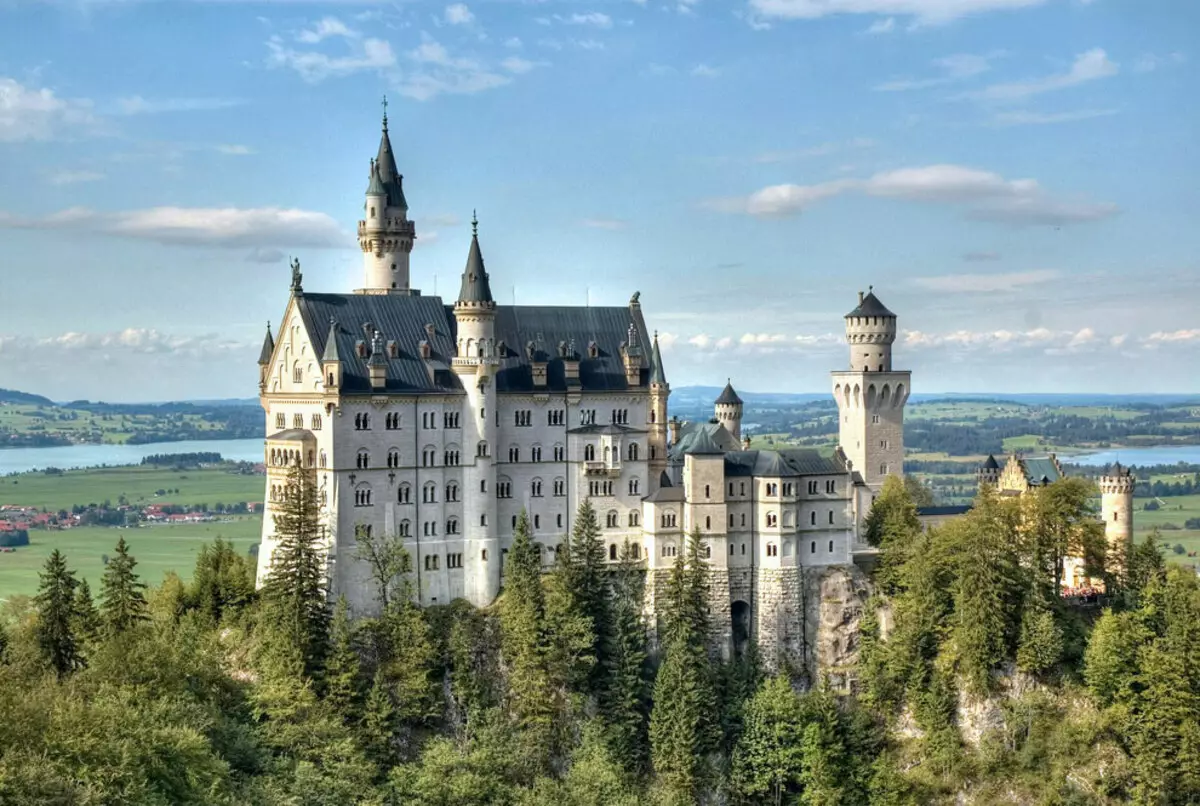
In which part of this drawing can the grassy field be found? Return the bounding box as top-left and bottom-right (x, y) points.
(1, 465), (264, 510)
(0, 517), (262, 600)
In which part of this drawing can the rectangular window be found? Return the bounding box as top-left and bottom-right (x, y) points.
(825, 479), (835, 494)
(808, 480), (818, 495)
(871, 415), (880, 424)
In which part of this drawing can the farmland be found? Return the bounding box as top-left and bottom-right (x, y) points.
(0, 464), (263, 510)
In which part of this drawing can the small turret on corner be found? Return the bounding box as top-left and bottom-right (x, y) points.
(977, 454), (1001, 487)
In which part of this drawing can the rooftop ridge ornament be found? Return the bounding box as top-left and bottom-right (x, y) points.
(289, 257), (303, 295)
(472, 209), (478, 237)
(381, 94), (388, 130)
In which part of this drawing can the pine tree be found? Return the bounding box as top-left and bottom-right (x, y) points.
(324, 596), (364, 721)
(730, 675), (806, 806)
(99, 536), (148, 633)
(363, 667), (397, 769)
(500, 508), (556, 770)
(1024, 478), (1106, 594)
(797, 687), (849, 806)
(1084, 609), (1148, 708)
(34, 549), (82, 679)
(601, 540), (650, 771)
(557, 498), (608, 693)
(383, 597), (442, 726)
(1123, 531), (1165, 607)
(72, 577), (101, 647)
(1015, 598), (1063, 676)
(189, 537), (256, 624)
(260, 462), (330, 681)
(863, 475), (923, 595)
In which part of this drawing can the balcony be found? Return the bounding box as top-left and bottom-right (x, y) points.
(584, 460), (622, 476)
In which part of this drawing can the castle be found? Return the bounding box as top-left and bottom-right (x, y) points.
(253, 110), (1131, 668)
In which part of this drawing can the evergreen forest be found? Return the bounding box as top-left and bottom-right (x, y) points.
(2, 463), (1198, 804)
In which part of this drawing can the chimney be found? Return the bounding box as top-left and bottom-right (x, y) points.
(668, 415), (681, 446)
(858, 290), (865, 304)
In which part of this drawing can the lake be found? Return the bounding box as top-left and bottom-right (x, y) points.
(1068, 446), (1200, 467)
(0, 438), (265, 476)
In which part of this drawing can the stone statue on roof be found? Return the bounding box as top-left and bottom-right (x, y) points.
(290, 257), (303, 294)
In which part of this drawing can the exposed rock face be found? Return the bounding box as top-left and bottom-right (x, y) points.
(808, 565), (873, 688)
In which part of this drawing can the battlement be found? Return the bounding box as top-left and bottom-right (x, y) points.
(1099, 466), (1136, 495)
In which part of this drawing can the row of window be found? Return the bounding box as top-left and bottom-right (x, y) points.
(720, 479), (838, 498)
(286, 407), (649, 434)
(276, 412), (324, 431)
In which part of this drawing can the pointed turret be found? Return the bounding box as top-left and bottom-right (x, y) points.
(358, 97), (416, 295)
(650, 332), (667, 386)
(714, 379), (744, 442)
(321, 318), (343, 391)
(716, 380), (742, 405)
(375, 102), (407, 210)
(366, 158), (387, 197)
(321, 320), (341, 363)
(457, 213), (495, 305)
(258, 322), (275, 365)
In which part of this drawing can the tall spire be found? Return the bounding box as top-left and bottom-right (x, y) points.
(258, 322), (275, 365)
(321, 318), (341, 362)
(457, 212), (494, 305)
(374, 96), (406, 209)
(650, 331), (667, 385)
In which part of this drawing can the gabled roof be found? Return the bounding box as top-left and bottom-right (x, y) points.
(846, 289), (895, 318)
(457, 222), (494, 305)
(715, 380), (742, 405)
(685, 428), (725, 456)
(258, 323), (275, 365)
(722, 448), (847, 478)
(669, 421), (740, 460)
(1021, 457), (1062, 486)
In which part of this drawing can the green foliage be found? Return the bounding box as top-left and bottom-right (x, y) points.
(518, 721), (643, 806)
(730, 675), (807, 804)
(188, 537), (256, 624)
(864, 475), (923, 595)
(258, 463), (330, 683)
(33, 549), (81, 679)
(1015, 600), (1063, 676)
(363, 668), (397, 768)
(100, 536), (149, 633)
(1023, 477), (1106, 593)
(72, 577), (101, 648)
(324, 597), (363, 721)
(1084, 609), (1148, 708)
(555, 499), (608, 692)
(598, 540), (650, 771)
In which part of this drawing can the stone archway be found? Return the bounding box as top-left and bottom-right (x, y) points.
(731, 600), (752, 660)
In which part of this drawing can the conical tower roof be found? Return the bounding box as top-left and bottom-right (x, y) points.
(321, 319), (341, 362)
(650, 332), (667, 385)
(374, 103), (408, 209)
(846, 287), (895, 318)
(716, 379), (742, 405)
(983, 454), (1000, 470)
(366, 159), (387, 196)
(457, 213), (494, 305)
(258, 322), (275, 365)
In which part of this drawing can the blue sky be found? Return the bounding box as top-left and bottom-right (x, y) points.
(0, 0), (1197, 401)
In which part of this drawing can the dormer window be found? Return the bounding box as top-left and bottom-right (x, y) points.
(387, 340), (399, 359)
(355, 340), (367, 358)
(419, 340), (431, 359)
(587, 341), (599, 359)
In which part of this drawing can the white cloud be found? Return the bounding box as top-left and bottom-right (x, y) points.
(296, 17), (357, 44)
(991, 108), (1117, 125)
(116, 96), (246, 115)
(1144, 329), (1200, 345)
(582, 217), (627, 230)
(749, 0), (1048, 25)
(444, 3), (474, 25)
(266, 34), (396, 82)
(681, 331), (839, 354)
(708, 164), (1118, 226)
(246, 247), (286, 264)
(690, 64), (720, 77)
(902, 326), (1107, 354)
(500, 56), (542, 74)
(0, 206), (347, 249)
(0, 77), (93, 142)
(864, 16), (894, 32)
(874, 51), (999, 91)
(0, 329), (251, 360)
(968, 48), (1118, 102)
(398, 36), (510, 101)
(912, 269), (1059, 293)
(554, 11), (613, 27)
(49, 170), (105, 185)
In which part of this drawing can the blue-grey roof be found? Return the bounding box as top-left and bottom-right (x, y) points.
(685, 428), (725, 456)
(493, 305), (647, 393)
(293, 293), (648, 396)
(982, 454), (1000, 470)
(258, 323), (275, 365)
(1022, 457), (1062, 486)
(669, 421), (740, 460)
(917, 505), (972, 517)
(366, 160), (387, 196)
(568, 423), (646, 435)
(846, 290), (895, 318)
(375, 122), (408, 210)
(321, 320), (341, 362)
(645, 484), (684, 503)
(715, 380), (742, 405)
(457, 231), (494, 304)
(723, 449), (846, 477)
(649, 333), (666, 386)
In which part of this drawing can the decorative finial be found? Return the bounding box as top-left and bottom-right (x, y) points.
(471, 209), (478, 236)
(381, 95), (388, 129)
(868, 284), (874, 293)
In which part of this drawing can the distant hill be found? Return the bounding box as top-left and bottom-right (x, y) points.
(0, 388), (56, 407)
(671, 386), (1200, 408)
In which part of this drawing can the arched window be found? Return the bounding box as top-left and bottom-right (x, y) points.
(447, 518), (460, 535)
(398, 484), (411, 504)
(354, 484), (372, 507)
(531, 478), (543, 497)
(423, 482), (438, 503)
(446, 482), (459, 502)
(357, 449), (370, 469)
(766, 512), (777, 528)
(628, 443), (639, 461)
(387, 448), (400, 468)
(704, 545), (712, 559)
(729, 513), (734, 528)
(628, 511), (640, 527)
(810, 511), (817, 526)
(705, 515), (711, 530)
(585, 444), (596, 461)
(606, 510), (619, 528)
(477, 440), (489, 458)
(609, 544), (618, 561)
(399, 520), (411, 537)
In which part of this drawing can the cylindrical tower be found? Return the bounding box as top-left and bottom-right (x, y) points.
(845, 285), (897, 372)
(648, 332), (670, 489)
(714, 380), (743, 442)
(977, 454), (1000, 488)
(358, 107), (417, 294)
(453, 215), (501, 606)
(1100, 462), (1135, 573)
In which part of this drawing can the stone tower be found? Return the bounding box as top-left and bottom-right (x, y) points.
(714, 380), (744, 442)
(1099, 462), (1135, 573)
(452, 214), (501, 607)
(358, 102), (417, 294)
(831, 287), (911, 490)
(648, 332), (670, 489)
(977, 454), (1001, 487)
(257, 322), (275, 393)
